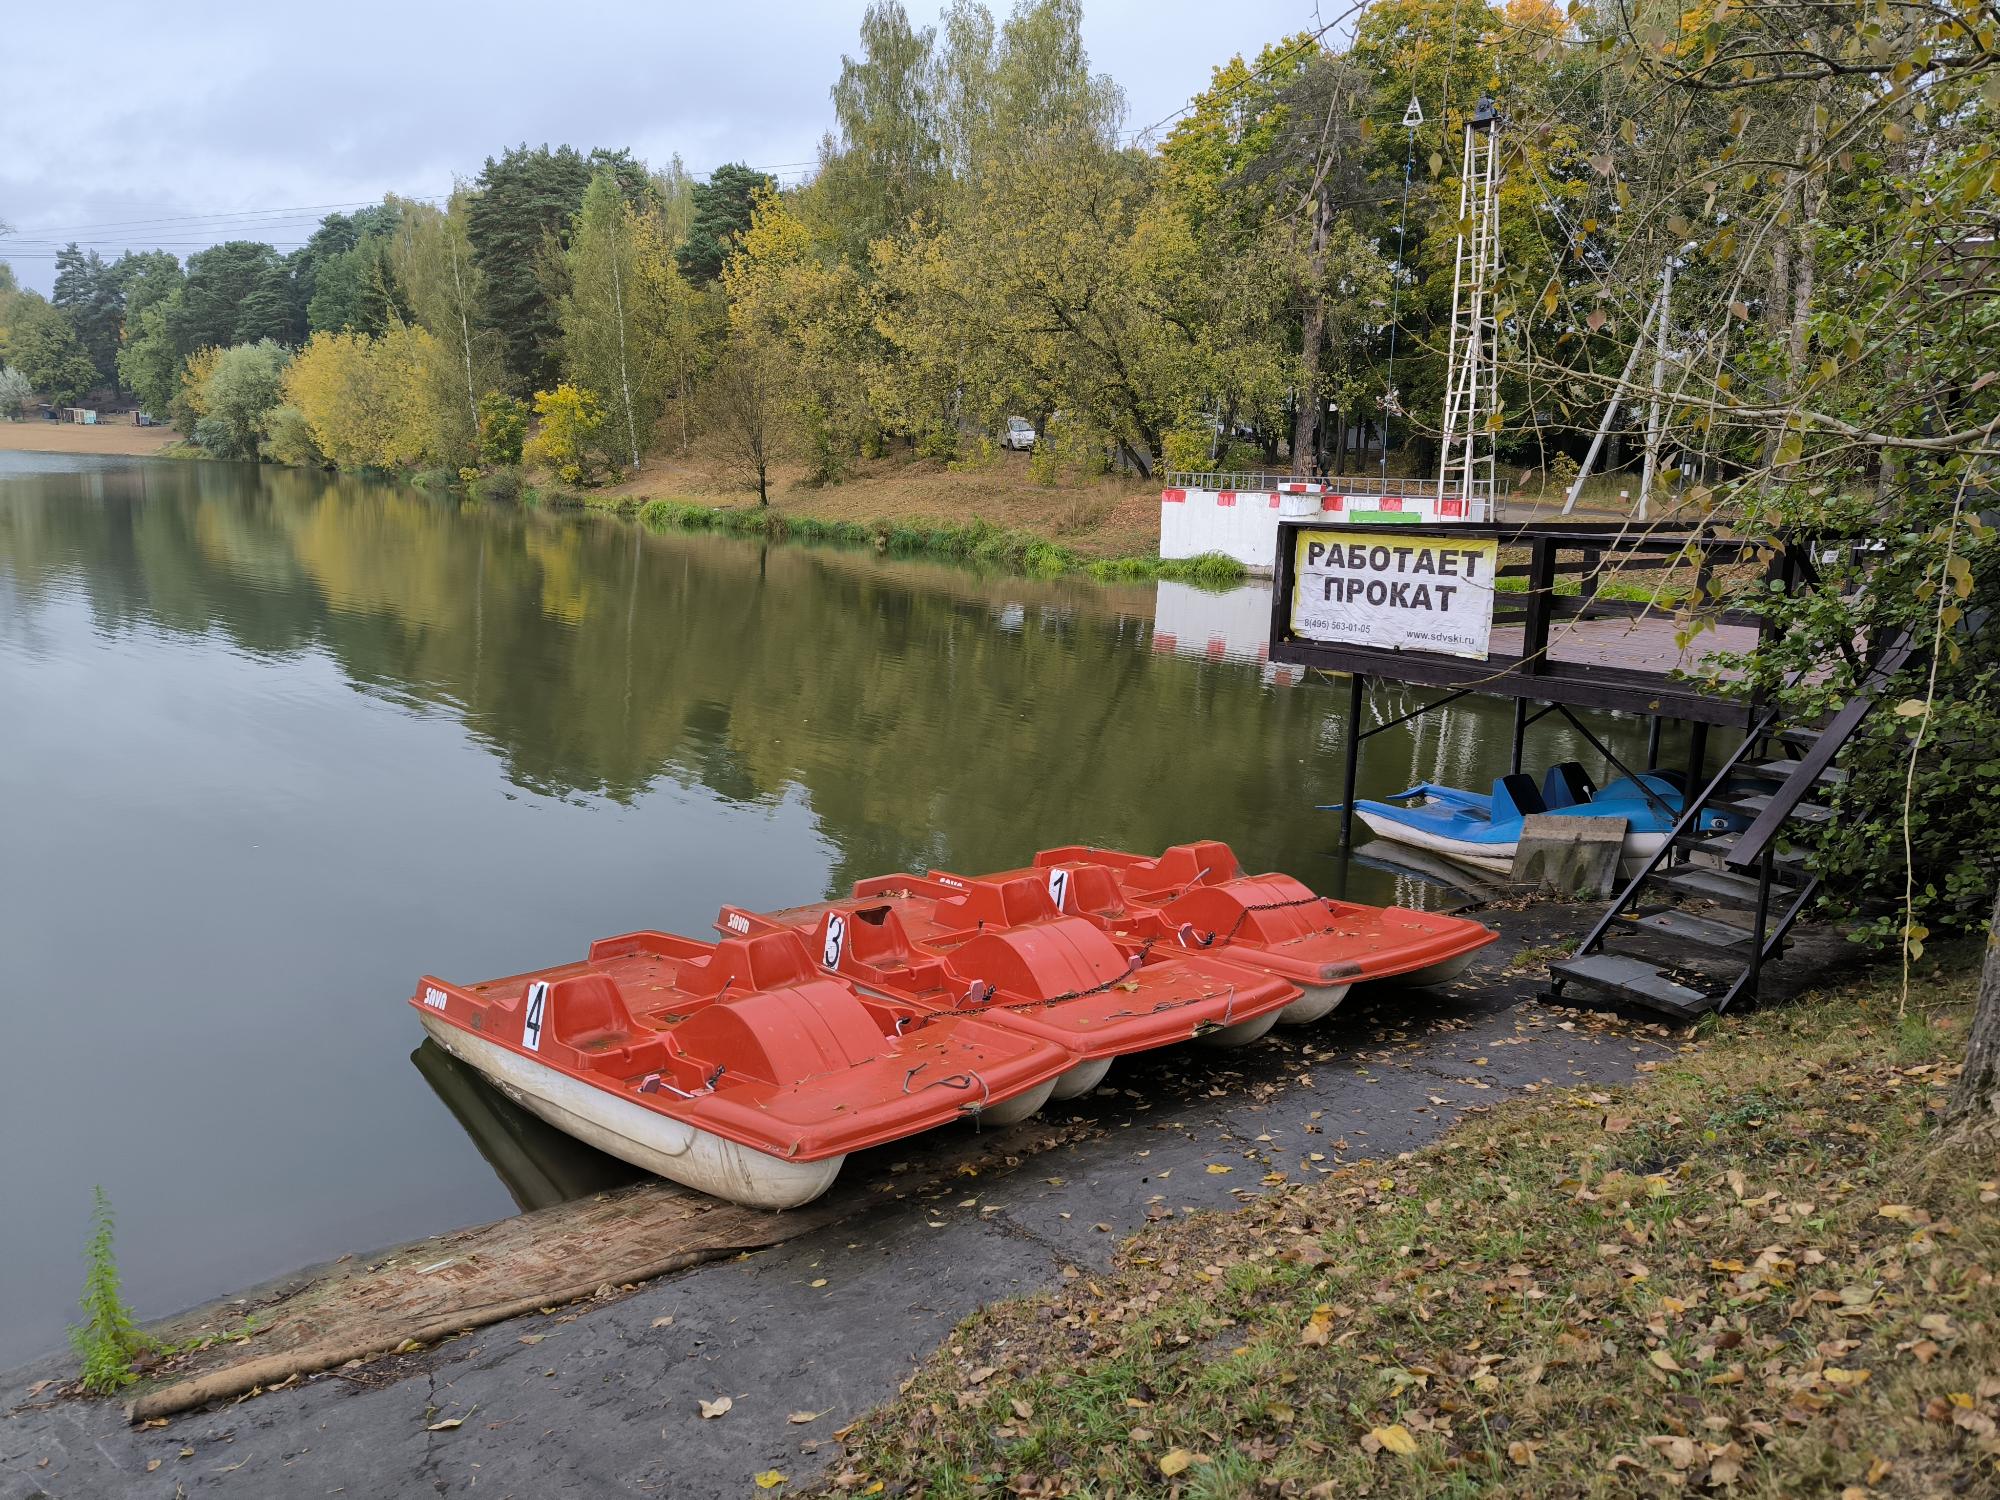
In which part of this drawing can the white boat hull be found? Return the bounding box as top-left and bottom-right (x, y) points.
(419, 1015), (843, 1210)
(1355, 811), (1668, 877)
(976, 1077), (1058, 1123)
(1384, 950), (1480, 988)
(1047, 1056), (1113, 1100)
(1276, 981), (1349, 1025)
(1196, 1010), (1280, 1049)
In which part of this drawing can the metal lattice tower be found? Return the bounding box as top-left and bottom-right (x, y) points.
(1436, 97), (1500, 514)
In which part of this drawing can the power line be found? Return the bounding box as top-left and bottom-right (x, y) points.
(1118, 1), (1367, 148)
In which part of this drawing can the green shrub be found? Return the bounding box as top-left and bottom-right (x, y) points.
(637, 499), (720, 531)
(474, 466), (523, 503)
(69, 1188), (161, 1394)
(1083, 551), (1248, 589)
(477, 391), (528, 468)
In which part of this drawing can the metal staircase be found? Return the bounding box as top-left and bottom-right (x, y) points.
(1546, 638), (1913, 1019)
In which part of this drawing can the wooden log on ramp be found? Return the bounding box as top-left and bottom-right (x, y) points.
(124, 1118), (1092, 1423)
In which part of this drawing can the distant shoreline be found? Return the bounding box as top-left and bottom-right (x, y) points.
(0, 420), (184, 457)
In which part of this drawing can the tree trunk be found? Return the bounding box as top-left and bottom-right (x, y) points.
(1947, 879), (2000, 1125)
(1290, 193), (1331, 472)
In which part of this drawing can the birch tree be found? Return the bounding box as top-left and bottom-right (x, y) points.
(396, 192), (503, 466)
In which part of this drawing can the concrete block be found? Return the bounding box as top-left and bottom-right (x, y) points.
(1512, 814), (1627, 897)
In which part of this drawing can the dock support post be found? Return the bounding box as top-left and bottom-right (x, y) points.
(1340, 672), (1365, 848)
(1646, 714), (1663, 771)
(1510, 698), (1529, 776)
(1684, 721), (1709, 809)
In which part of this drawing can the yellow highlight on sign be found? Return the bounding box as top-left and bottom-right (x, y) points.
(1290, 529), (1499, 660)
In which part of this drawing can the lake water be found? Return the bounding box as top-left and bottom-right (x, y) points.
(0, 454), (1663, 1366)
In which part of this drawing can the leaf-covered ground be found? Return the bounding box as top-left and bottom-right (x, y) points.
(825, 959), (1998, 1498)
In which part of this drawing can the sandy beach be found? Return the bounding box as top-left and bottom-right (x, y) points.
(0, 419), (184, 456)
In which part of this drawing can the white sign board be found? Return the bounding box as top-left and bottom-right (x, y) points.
(1289, 530), (1498, 660)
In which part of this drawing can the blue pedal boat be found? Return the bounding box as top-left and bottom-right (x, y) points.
(1347, 762), (1744, 875)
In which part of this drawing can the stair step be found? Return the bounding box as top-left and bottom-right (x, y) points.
(1747, 758), (1846, 787)
(1778, 726), (1825, 747)
(1615, 908), (1758, 951)
(1654, 867), (1798, 907)
(1718, 792), (1834, 824)
(1676, 832), (1806, 868)
(1548, 954), (1717, 1019)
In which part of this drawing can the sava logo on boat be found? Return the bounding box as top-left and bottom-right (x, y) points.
(822, 913), (847, 968)
(1046, 867), (1071, 910)
(522, 981), (549, 1052)
(724, 911), (751, 935)
(422, 986), (449, 1010)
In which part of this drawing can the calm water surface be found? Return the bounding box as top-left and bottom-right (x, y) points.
(0, 454), (1658, 1365)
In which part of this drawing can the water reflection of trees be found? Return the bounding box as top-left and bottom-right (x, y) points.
(1, 463), (1617, 895)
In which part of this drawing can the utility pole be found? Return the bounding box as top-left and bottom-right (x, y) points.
(1381, 96), (1422, 482)
(1637, 256), (1674, 519)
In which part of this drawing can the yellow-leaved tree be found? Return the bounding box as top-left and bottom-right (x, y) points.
(722, 188), (877, 479)
(281, 325), (442, 470)
(524, 384), (607, 486)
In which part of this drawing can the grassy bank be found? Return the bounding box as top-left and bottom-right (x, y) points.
(604, 494), (1248, 588)
(827, 959), (1998, 1497)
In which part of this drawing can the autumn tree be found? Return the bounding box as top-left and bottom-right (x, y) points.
(724, 189), (877, 478)
(699, 332), (786, 504)
(397, 193), (502, 465)
(192, 340), (292, 460)
(281, 326), (440, 470)
(561, 172), (670, 471)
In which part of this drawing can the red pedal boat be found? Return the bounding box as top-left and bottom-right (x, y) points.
(411, 927), (1074, 1210)
(724, 871), (1301, 1101)
(1024, 841), (1498, 1023)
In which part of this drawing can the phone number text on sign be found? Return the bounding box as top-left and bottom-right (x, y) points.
(1289, 530), (1498, 660)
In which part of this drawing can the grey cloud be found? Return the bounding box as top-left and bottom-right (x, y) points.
(2, 0), (1310, 292)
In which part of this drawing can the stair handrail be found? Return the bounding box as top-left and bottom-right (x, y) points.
(1565, 707), (1784, 965)
(1723, 633), (1916, 871)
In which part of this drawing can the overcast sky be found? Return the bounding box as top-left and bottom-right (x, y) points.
(1, 0), (1326, 296)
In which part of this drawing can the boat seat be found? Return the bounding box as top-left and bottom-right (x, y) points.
(688, 930), (820, 998)
(548, 973), (638, 1053)
(1131, 841), (1239, 895)
(847, 905), (919, 968)
(1053, 864), (1126, 918)
(955, 876), (1059, 929)
(1491, 773), (1546, 821)
(1541, 761), (1596, 810)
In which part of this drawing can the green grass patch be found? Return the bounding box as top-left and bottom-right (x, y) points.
(1494, 573), (1692, 606)
(1085, 552), (1249, 588)
(829, 958), (1998, 1496)
(630, 496), (1226, 586)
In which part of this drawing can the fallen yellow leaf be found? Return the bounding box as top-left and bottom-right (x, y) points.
(1371, 1424), (1420, 1456)
(1649, 1348), (1683, 1373)
(1159, 1448), (1195, 1476)
(698, 1395), (732, 1419)
(754, 1470), (787, 1489)
(1205, 1164), (1232, 1175)
(426, 1418), (462, 1431)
